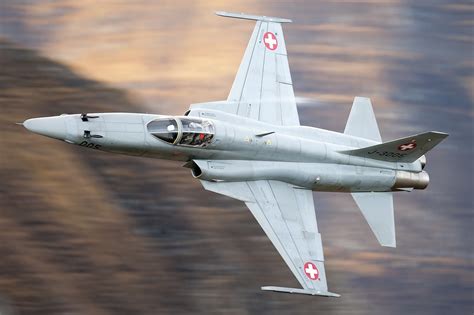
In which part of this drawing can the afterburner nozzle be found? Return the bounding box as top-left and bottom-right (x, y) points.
(392, 171), (430, 190)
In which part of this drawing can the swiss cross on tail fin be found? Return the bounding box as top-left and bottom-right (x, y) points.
(340, 131), (449, 163)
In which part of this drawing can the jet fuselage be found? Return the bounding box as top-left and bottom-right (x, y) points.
(23, 110), (428, 192)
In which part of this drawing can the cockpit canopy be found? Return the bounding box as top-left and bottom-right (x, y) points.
(147, 117), (214, 147)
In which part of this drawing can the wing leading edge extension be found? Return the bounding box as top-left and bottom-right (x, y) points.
(200, 179), (339, 297)
(205, 11), (299, 126)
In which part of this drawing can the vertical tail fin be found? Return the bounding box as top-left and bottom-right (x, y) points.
(351, 192), (396, 247)
(344, 97), (382, 142)
(339, 131), (449, 163)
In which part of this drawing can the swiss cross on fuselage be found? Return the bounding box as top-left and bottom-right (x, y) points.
(263, 32), (278, 50)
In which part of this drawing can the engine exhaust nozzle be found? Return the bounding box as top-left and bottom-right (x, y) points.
(393, 171), (430, 190)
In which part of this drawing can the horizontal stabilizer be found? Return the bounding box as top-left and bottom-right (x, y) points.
(352, 192), (396, 247)
(340, 131), (448, 163)
(344, 97), (382, 142)
(262, 286), (340, 297)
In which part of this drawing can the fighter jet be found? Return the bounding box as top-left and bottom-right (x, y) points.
(22, 11), (448, 297)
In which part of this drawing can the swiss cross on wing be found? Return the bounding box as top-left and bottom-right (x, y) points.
(263, 32), (278, 50)
(303, 262), (320, 280)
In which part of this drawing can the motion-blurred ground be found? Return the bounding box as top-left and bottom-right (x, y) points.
(0, 1), (473, 314)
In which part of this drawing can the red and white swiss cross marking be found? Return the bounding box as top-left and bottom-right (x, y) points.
(263, 32), (278, 50)
(398, 141), (417, 151)
(303, 262), (319, 280)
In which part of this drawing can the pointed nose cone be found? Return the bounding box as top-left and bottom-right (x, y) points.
(23, 116), (67, 140)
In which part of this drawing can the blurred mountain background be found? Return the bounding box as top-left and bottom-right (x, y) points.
(0, 1), (472, 314)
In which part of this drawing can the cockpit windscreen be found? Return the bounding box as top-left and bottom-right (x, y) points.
(147, 117), (214, 147)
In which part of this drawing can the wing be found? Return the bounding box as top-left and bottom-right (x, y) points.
(200, 179), (339, 297)
(214, 11), (300, 126)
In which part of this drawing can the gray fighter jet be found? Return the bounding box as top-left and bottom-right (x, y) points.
(22, 12), (448, 297)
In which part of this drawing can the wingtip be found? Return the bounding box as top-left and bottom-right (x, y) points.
(261, 286), (341, 297)
(215, 11), (292, 23)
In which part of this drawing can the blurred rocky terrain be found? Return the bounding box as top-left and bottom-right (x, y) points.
(0, 40), (351, 315)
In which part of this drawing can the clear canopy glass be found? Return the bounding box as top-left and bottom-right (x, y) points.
(147, 117), (214, 147)
(147, 118), (178, 144)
